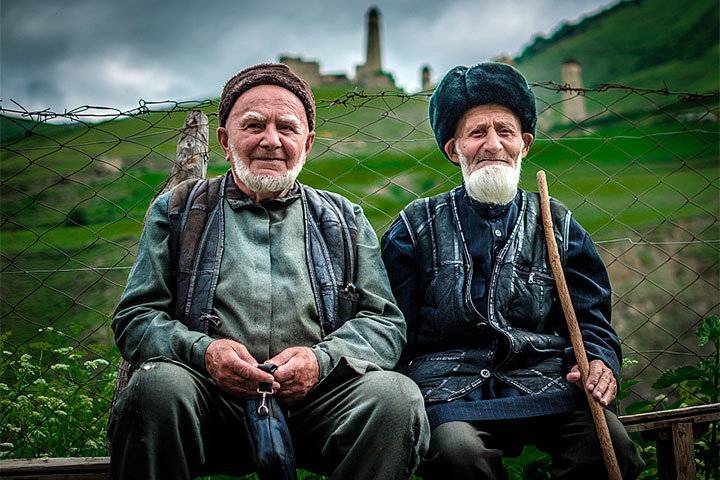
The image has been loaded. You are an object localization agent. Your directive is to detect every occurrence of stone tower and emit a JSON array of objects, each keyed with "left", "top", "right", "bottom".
[
  {"left": 365, "top": 7, "right": 382, "bottom": 73},
  {"left": 421, "top": 65, "right": 432, "bottom": 91},
  {"left": 561, "top": 59, "right": 587, "bottom": 123},
  {"left": 355, "top": 7, "right": 394, "bottom": 89}
]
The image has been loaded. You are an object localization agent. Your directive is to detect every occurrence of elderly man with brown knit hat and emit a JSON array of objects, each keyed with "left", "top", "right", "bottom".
[{"left": 108, "top": 63, "right": 429, "bottom": 480}]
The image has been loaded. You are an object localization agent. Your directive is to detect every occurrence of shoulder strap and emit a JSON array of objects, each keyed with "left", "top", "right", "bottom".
[
  {"left": 168, "top": 175, "right": 225, "bottom": 324},
  {"left": 301, "top": 186, "right": 359, "bottom": 333}
]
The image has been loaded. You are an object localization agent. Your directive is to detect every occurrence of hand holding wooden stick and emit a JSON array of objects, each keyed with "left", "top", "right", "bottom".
[{"left": 536, "top": 170, "right": 623, "bottom": 480}]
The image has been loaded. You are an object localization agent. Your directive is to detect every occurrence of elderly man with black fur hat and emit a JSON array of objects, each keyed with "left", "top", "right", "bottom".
[
  {"left": 381, "top": 62, "right": 644, "bottom": 479},
  {"left": 108, "top": 63, "right": 429, "bottom": 480}
]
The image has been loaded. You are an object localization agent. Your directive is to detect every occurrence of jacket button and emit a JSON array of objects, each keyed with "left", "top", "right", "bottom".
[
  {"left": 480, "top": 369, "right": 491, "bottom": 378},
  {"left": 494, "top": 229, "right": 502, "bottom": 237}
]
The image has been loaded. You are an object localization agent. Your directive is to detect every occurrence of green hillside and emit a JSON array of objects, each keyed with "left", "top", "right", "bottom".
[{"left": 515, "top": 0, "right": 719, "bottom": 93}]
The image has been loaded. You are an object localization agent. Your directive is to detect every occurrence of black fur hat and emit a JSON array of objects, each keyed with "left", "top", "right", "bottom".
[{"left": 429, "top": 62, "right": 536, "bottom": 160}]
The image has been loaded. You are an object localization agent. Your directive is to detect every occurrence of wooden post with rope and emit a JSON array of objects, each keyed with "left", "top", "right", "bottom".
[{"left": 536, "top": 170, "right": 623, "bottom": 480}]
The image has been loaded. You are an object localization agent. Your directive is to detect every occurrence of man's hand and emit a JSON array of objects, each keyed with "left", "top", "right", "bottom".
[
  {"left": 566, "top": 359, "right": 617, "bottom": 406},
  {"left": 267, "top": 346, "right": 320, "bottom": 405},
  {"left": 205, "top": 339, "right": 279, "bottom": 397}
]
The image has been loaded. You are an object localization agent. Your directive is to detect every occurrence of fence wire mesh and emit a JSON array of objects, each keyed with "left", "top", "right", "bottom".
[{"left": 1, "top": 82, "right": 718, "bottom": 472}]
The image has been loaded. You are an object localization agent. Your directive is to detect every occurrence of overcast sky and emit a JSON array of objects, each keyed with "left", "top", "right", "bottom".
[{"left": 2, "top": 0, "right": 617, "bottom": 113}]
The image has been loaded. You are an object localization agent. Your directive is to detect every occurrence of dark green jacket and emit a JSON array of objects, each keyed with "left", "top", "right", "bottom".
[{"left": 112, "top": 174, "right": 406, "bottom": 381}]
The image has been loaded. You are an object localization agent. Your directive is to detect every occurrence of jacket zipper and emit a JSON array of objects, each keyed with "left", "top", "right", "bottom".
[{"left": 488, "top": 191, "right": 528, "bottom": 369}]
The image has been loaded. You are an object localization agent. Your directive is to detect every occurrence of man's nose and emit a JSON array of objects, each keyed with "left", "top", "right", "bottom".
[
  {"left": 482, "top": 128, "right": 502, "bottom": 153},
  {"left": 259, "top": 124, "right": 282, "bottom": 149}
]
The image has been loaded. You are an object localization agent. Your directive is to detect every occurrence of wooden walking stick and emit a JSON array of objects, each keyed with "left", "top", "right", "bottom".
[{"left": 536, "top": 171, "right": 623, "bottom": 480}]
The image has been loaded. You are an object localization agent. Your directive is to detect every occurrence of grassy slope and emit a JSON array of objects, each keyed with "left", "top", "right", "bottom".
[
  {"left": 515, "top": 0, "right": 719, "bottom": 92},
  {"left": 515, "top": 0, "right": 719, "bottom": 126}
]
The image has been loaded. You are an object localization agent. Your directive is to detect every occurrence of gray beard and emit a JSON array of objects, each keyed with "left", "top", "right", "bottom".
[
  {"left": 230, "top": 145, "right": 305, "bottom": 194},
  {"left": 458, "top": 150, "right": 523, "bottom": 205}
]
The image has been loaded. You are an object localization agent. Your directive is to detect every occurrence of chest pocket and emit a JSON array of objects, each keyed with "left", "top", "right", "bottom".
[
  {"left": 418, "top": 263, "right": 470, "bottom": 348},
  {"left": 504, "top": 264, "right": 557, "bottom": 332}
]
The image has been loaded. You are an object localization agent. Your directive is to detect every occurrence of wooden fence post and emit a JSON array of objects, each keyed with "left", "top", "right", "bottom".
[
  {"left": 110, "top": 109, "right": 209, "bottom": 435},
  {"left": 163, "top": 109, "right": 209, "bottom": 192}
]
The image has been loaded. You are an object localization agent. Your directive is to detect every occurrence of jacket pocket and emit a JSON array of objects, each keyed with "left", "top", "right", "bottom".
[
  {"left": 507, "top": 264, "right": 557, "bottom": 329},
  {"left": 336, "top": 283, "right": 359, "bottom": 325},
  {"left": 495, "top": 356, "right": 570, "bottom": 395},
  {"left": 514, "top": 265, "right": 555, "bottom": 285},
  {"left": 406, "top": 350, "right": 486, "bottom": 403}
]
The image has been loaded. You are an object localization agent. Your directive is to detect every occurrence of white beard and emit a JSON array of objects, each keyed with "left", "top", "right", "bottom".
[
  {"left": 458, "top": 148, "right": 523, "bottom": 205},
  {"left": 230, "top": 146, "right": 305, "bottom": 194}
]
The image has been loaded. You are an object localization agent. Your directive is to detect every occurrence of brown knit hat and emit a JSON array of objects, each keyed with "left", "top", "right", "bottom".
[{"left": 218, "top": 63, "right": 316, "bottom": 131}]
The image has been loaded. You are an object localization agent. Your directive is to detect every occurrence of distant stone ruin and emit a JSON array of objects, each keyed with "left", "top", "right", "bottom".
[
  {"left": 355, "top": 7, "right": 395, "bottom": 89},
  {"left": 561, "top": 59, "right": 587, "bottom": 123},
  {"left": 491, "top": 54, "right": 516, "bottom": 66},
  {"left": 420, "top": 65, "right": 432, "bottom": 92},
  {"left": 279, "top": 6, "right": 395, "bottom": 89},
  {"left": 278, "top": 56, "right": 351, "bottom": 87}
]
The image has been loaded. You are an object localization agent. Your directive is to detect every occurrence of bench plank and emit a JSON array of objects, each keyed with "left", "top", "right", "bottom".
[
  {"left": 619, "top": 402, "right": 720, "bottom": 432},
  {"left": 0, "top": 457, "right": 109, "bottom": 479}
]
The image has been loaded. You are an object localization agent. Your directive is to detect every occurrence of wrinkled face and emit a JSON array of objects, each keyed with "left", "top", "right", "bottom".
[
  {"left": 444, "top": 104, "right": 532, "bottom": 172},
  {"left": 217, "top": 85, "right": 314, "bottom": 194},
  {"left": 444, "top": 104, "right": 533, "bottom": 204}
]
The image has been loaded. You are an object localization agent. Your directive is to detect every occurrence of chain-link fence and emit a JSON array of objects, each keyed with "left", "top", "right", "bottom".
[{"left": 1, "top": 82, "right": 718, "bottom": 475}]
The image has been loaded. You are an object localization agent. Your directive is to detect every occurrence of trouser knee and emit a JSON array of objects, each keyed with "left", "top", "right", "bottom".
[
  {"left": 607, "top": 412, "right": 645, "bottom": 479},
  {"left": 347, "top": 371, "right": 430, "bottom": 475},
  {"left": 111, "top": 359, "right": 203, "bottom": 434},
  {"left": 551, "top": 410, "right": 645, "bottom": 480},
  {"left": 360, "top": 371, "right": 426, "bottom": 426},
  {"left": 422, "top": 421, "right": 505, "bottom": 480}
]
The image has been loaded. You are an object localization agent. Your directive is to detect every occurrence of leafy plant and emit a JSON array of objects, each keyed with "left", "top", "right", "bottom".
[
  {"left": 626, "top": 315, "right": 720, "bottom": 479},
  {"left": 0, "top": 328, "right": 116, "bottom": 459}
]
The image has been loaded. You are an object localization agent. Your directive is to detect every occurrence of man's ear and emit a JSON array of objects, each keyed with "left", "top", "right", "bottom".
[
  {"left": 304, "top": 131, "right": 315, "bottom": 157},
  {"left": 444, "top": 138, "right": 460, "bottom": 165},
  {"left": 521, "top": 133, "right": 534, "bottom": 157},
  {"left": 217, "top": 127, "right": 230, "bottom": 161}
]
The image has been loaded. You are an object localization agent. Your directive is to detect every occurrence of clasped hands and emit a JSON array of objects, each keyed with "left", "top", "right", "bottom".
[
  {"left": 205, "top": 339, "right": 319, "bottom": 405},
  {"left": 566, "top": 359, "right": 617, "bottom": 406}
]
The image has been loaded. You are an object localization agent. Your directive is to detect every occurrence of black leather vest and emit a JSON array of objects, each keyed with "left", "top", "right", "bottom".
[{"left": 401, "top": 188, "right": 575, "bottom": 402}]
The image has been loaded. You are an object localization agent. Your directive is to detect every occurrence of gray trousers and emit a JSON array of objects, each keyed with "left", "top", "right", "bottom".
[
  {"left": 420, "top": 410, "right": 645, "bottom": 480},
  {"left": 108, "top": 359, "right": 430, "bottom": 480}
]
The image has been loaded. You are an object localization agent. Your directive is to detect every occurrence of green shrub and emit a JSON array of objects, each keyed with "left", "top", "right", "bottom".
[{"left": 0, "top": 328, "right": 115, "bottom": 459}]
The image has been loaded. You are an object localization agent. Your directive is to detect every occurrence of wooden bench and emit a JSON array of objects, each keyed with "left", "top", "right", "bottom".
[
  {"left": 2, "top": 403, "right": 717, "bottom": 480},
  {"left": 618, "top": 403, "right": 720, "bottom": 480}
]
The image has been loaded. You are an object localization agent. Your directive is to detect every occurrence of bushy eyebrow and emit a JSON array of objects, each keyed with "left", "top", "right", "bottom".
[
  {"left": 465, "top": 118, "right": 518, "bottom": 132},
  {"left": 278, "top": 114, "right": 302, "bottom": 130},
  {"left": 239, "top": 111, "right": 266, "bottom": 124},
  {"left": 493, "top": 119, "right": 518, "bottom": 130}
]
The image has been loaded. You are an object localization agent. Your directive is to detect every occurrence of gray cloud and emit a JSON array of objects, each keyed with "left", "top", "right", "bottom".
[{"left": 1, "top": 0, "right": 617, "bottom": 112}]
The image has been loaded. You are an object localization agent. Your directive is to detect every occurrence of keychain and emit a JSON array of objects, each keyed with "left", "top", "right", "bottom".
[{"left": 256, "top": 363, "right": 278, "bottom": 416}]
